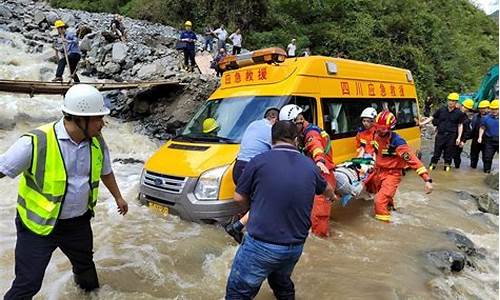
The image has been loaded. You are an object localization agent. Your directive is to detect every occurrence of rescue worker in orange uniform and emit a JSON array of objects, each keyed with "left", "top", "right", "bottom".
[
  {"left": 366, "top": 111, "right": 433, "bottom": 222},
  {"left": 355, "top": 107, "right": 378, "bottom": 158},
  {"left": 280, "top": 104, "right": 336, "bottom": 237}
]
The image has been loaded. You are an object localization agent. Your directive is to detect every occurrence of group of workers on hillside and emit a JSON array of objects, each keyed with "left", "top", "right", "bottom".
[
  {"left": 420, "top": 93, "right": 499, "bottom": 173},
  {"left": 51, "top": 15, "right": 127, "bottom": 82}
]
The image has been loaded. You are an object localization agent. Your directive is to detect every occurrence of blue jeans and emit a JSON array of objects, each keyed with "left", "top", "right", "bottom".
[{"left": 225, "top": 234, "right": 304, "bottom": 300}]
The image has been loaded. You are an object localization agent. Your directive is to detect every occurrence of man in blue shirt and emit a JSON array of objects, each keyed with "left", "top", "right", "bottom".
[
  {"left": 52, "top": 20, "right": 81, "bottom": 83},
  {"left": 225, "top": 107, "right": 279, "bottom": 243},
  {"left": 478, "top": 99, "right": 499, "bottom": 173},
  {"left": 179, "top": 20, "right": 197, "bottom": 72},
  {"left": 225, "top": 121, "right": 335, "bottom": 300}
]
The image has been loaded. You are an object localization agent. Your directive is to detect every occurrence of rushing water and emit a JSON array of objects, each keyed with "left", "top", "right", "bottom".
[{"left": 0, "top": 30, "right": 498, "bottom": 300}]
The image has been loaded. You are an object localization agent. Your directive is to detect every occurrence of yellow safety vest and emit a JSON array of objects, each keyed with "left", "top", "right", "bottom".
[{"left": 17, "top": 122, "right": 104, "bottom": 236}]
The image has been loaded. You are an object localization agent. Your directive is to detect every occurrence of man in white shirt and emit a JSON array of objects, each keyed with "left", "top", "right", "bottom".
[
  {"left": 229, "top": 29, "right": 242, "bottom": 55},
  {"left": 287, "top": 39, "right": 296, "bottom": 57},
  {"left": 213, "top": 24, "right": 228, "bottom": 51}
]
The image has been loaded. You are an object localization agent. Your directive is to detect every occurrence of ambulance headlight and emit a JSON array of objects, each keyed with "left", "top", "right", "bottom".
[{"left": 194, "top": 165, "right": 229, "bottom": 200}]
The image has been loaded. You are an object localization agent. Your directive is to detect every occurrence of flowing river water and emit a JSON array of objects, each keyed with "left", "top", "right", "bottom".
[{"left": 0, "top": 30, "right": 498, "bottom": 300}]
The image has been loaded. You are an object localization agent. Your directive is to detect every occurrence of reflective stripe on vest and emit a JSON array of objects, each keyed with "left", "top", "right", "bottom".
[{"left": 17, "top": 122, "right": 104, "bottom": 236}]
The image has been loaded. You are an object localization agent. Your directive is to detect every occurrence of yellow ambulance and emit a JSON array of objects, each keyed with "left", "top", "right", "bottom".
[{"left": 139, "top": 48, "right": 421, "bottom": 223}]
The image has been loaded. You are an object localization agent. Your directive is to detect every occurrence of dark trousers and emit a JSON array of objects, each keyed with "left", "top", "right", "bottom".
[
  {"left": 232, "top": 160, "right": 248, "bottom": 185},
  {"left": 232, "top": 46, "right": 241, "bottom": 55},
  {"left": 183, "top": 48, "right": 196, "bottom": 67},
  {"left": 56, "top": 53, "right": 81, "bottom": 82},
  {"left": 482, "top": 137, "right": 499, "bottom": 172},
  {"left": 226, "top": 234, "right": 303, "bottom": 300},
  {"left": 4, "top": 212, "right": 98, "bottom": 300},
  {"left": 453, "top": 145, "right": 464, "bottom": 168},
  {"left": 470, "top": 139, "right": 485, "bottom": 168},
  {"left": 430, "top": 132, "right": 456, "bottom": 165}
]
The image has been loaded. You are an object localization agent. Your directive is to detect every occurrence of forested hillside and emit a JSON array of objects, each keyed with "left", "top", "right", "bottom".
[{"left": 50, "top": 0, "right": 499, "bottom": 103}]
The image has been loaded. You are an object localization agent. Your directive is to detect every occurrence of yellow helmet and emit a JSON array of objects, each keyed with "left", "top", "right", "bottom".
[
  {"left": 462, "top": 98, "right": 474, "bottom": 110},
  {"left": 490, "top": 99, "right": 499, "bottom": 109},
  {"left": 478, "top": 100, "right": 490, "bottom": 109},
  {"left": 185, "top": 20, "right": 192, "bottom": 27},
  {"left": 54, "top": 20, "right": 66, "bottom": 28},
  {"left": 202, "top": 118, "right": 219, "bottom": 133},
  {"left": 447, "top": 92, "right": 460, "bottom": 101}
]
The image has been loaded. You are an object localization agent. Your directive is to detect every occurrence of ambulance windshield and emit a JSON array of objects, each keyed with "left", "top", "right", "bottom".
[{"left": 176, "top": 96, "right": 289, "bottom": 143}]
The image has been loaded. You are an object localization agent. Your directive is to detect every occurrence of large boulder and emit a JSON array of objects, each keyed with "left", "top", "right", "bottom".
[
  {"left": 426, "top": 249, "right": 466, "bottom": 273},
  {"left": 103, "top": 62, "right": 121, "bottom": 75},
  {"left": 137, "top": 63, "right": 165, "bottom": 80},
  {"left": 33, "top": 11, "right": 45, "bottom": 25},
  {"left": 61, "top": 13, "right": 75, "bottom": 27},
  {"left": 484, "top": 172, "right": 499, "bottom": 190},
  {"left": 445, "top": 230, "right": 477, "bottom": 255},
  {"left": 0, "top": 6, "right": 13, "bottom": 18},
  {"left": 476, "top": 191, "right": 499, "bottom": 215},
  {"left": 79, "top": 35, "right": 94, "bottom": 52},
  {"left": 112, "top": 42, "right": 128, "bottom": 63},
  {"left": 45, "top": 11, "right": 59, "bottom": 25}
]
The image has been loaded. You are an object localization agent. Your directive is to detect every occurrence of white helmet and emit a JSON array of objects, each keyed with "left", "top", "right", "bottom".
[
  {"left": 62, "top": 84, "right": 110, "bottom": 116},
  {"left": 360, "top": 107, "right": 377, "bottom": 119},
  {"left": 279, "top": 104, "right": 303, "bottom": 121}
]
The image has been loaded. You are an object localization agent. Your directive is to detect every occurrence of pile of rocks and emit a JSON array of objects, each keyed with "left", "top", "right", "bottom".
[{"left": 0, "top": 0, "right": 219, "bottom": 139}]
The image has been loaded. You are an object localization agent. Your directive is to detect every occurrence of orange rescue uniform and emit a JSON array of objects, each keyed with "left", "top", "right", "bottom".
[
  {"left": 301, "top": 121, "right": 336, "bottom": 237},
  {"left": 366, "top": 132, "right": 430, "bottom": 222},
  {"left": 355, "top": 126, "right": 376, "bottom": 156}
]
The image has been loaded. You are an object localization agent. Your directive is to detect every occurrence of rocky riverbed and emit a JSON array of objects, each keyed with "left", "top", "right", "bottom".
[{"left": 0, "top": 0, "right": 219, "bottom": 139}]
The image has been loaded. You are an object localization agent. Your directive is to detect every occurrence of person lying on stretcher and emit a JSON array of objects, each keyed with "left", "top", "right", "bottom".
[{"left": 224, "top": 157, "right": 375, "bottom": 244}]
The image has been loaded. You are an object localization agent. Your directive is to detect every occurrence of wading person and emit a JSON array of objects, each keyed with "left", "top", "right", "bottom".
[
  {"left": 453, "top": 99, "right": 474, "bottom": 168},
  {"left": 1, "top": 84, "right": 128, "bottom": 299},
  {"left": 279, "top": 104, "right": 336, "bottom": 238},
  {"left": 366, "top": 111, "right": 433, "bottom": 222},
  {"left": 420, "top": 92, "right": 464, "bottom": 171},
  {"left": 224, "top": 107, "right": 280, "bottom": 243},
  {"left": 52, "top": 20, "right": 81, "bottom": 83},
  {"left": 179, "top": 20, "right": 197, "bottom": 72},
  {"left": 470, "top": 100, "right": 490, "bottom": 168},
  {"left": 225, "top": 120, "right": 335, "bottom": 299},
  {"left": 355, "top": 107, "right": 378, "bottom": 159},
  {"left": 478, "top": 99, "right": 499, "bottom": 173}
]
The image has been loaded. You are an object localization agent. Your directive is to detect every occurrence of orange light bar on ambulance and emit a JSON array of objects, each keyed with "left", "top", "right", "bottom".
[{"left": 218, "top": 47, "right": 287, "bottom": 71}]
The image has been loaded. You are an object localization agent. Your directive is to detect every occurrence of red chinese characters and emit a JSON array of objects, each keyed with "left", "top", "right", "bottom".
[
  {"left": 368, "top": 83, "right": 375, "bottom": 96},
  {"left": 355, "top": 82, "right": 363, "bottom": 96},
  {"left": 246, "top": 70, "right": 253, "bottom": 81},
  {"left": 389, "top": 84, "right": 396, "bottom": 96},
  {"left": 235, "top": 72, "right": 242, "bottom": 83},
  {"left": 224, "top": 74, "right": 231, "bottom": 84},
  {"left": 341, "top": 82, "right": 350, "bottom": 95},
  {"left": 258, "top": 68, "right": 267, "bottom": 80},
  {"left": 380, "top": 84, "right": 386, "bottom": 96},
  {"left": 398, "top": 85, "right": 405, "bottom": 96}
]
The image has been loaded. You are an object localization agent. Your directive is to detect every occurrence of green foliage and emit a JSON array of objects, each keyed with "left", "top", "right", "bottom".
[{"left": 51, "top": 0, "right": 498, "bottom": 106}]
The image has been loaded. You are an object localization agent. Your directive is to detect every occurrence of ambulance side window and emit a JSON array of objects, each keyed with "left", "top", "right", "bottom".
[
  {"left": 321, "top": 98, "right": 418, "bottom": 139},
  {"left": 288, "top": 96, "right": 316, "bottom": 123}
]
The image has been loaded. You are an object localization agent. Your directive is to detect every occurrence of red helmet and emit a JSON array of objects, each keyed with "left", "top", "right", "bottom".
[{"left": 374, "top": 111, "right": 397, "bottom": 129}]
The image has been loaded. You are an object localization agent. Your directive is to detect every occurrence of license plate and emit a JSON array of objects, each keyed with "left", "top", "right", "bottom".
[{"left": 148, "top": 202, "right": 169, "bottom": 216}]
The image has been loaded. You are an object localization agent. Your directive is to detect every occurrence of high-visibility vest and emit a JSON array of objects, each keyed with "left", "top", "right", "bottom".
[{"left": 17, "top": 122, "right": 104, "bottom": 236}]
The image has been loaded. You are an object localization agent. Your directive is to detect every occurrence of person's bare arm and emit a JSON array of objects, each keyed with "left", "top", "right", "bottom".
[
  {"left": 456, "top": 123, "right": 463, "bottom": 145},
  {"left": 234, "top": 191, "right": 250, "bottom": 210},
  {"left": 322, "top": 183, "right": 337, "bottom": 202},
  {"left": 478, "top": 127, "right": 485, "bottom": 143},
  {"left": 101, "top": 172, "right": 128, "bottom": 215},
  {"left": 419, "top": 116, "right": 433, "bottom": 126}
]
